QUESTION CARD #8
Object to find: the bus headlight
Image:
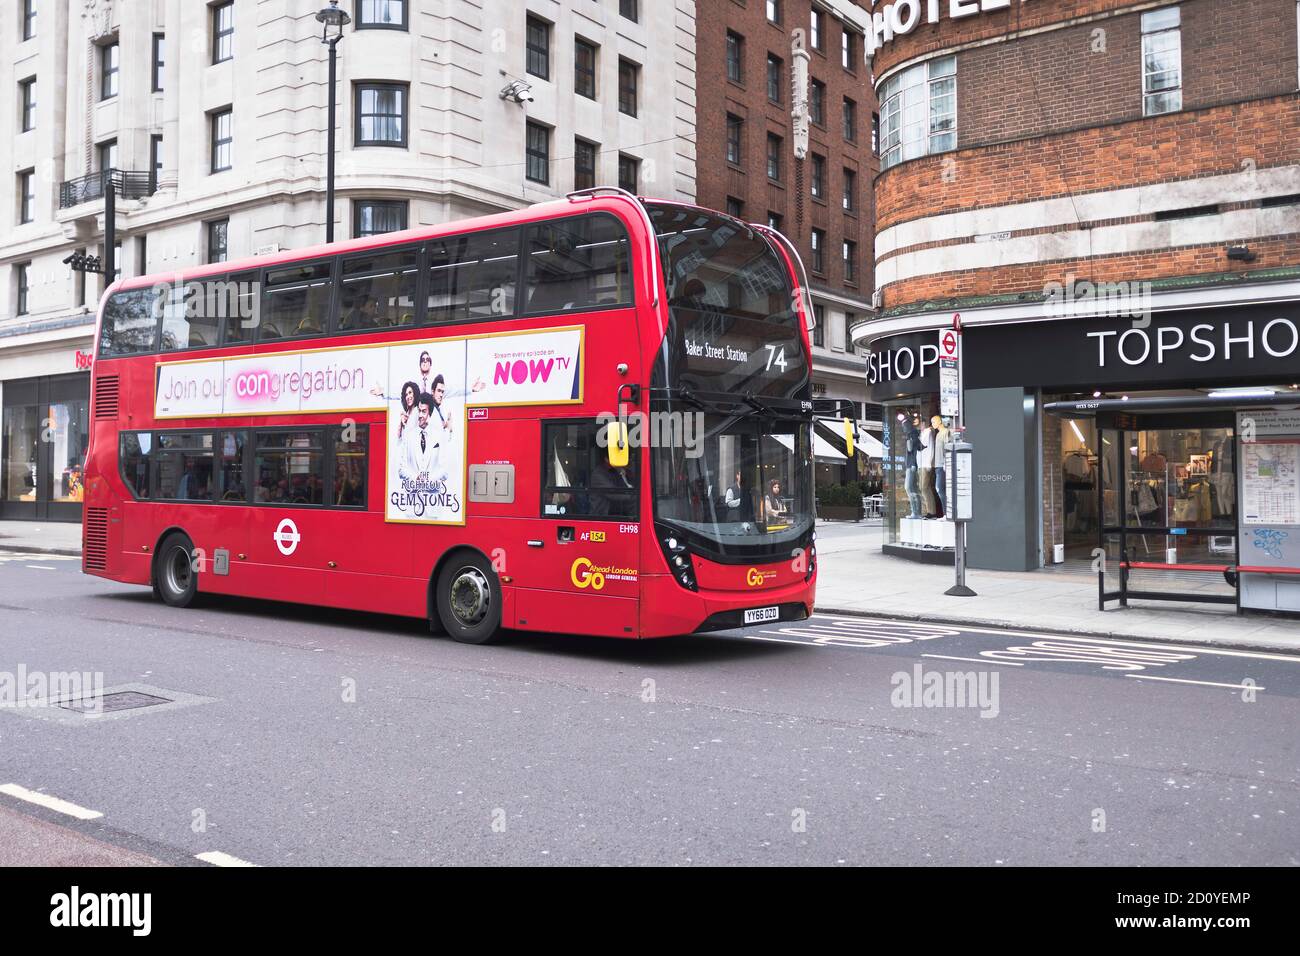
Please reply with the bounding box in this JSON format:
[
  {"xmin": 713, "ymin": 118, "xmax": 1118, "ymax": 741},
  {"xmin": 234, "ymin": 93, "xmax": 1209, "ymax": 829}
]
[{"xmin": 657, "ymin": 527, "xmax": 697, "ymax": 591}]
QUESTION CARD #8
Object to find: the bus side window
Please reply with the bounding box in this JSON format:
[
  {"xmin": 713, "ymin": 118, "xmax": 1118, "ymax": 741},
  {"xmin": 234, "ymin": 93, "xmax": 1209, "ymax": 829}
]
[
  {"xmin": 222, "ymin": 271, "xmax": 260, "ymax": 346},
  {"xmin": 261, "ymin": 262, "xmax": 333, "ymax": 340},
  {"xmin": 426, "ymin": 228, "xmax": 520, "ymax": 323},
  {"xmin": 338, "ymin": 247, "xmax": 419, "ymax": 332},
  {"xmin": 524, "ymin": 214, "xmax": 632, "ymax": 315},
  {"xmin": 254, "ymin": 430, "xmax": 324, "ymax": 505},
  {"xmin": 100, "ymin": 288, "xmax": 160, "ymax": 356},
  {"xmin": 218, "ymin": 431, "xmax": 247, "ymax": 501},
  {"xmin": 119, "ymin": 432, "xmax": 153, "ymax": 498},
  {"xmin": 154, "ymin": 433, "xmax": 215, "ymax": 502},
  {"xmin": 332, "ymin": 427, "xmax": 367, "ymax": 508},
  {"xmin": 160, "ymin": 280, "xmax": 222, "ymax": 351},
  {"xmin": 541, "ymin": 420, "xmax": 638, "ymax": 520}
]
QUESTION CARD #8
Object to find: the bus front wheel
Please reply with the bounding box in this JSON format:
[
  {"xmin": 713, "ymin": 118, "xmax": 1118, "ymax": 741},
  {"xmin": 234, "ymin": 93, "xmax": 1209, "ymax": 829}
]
[
  {"xmin": 436, "ymin": 553, "xmax": 502, "ymax": 644},
  {"xmin": 155, "ymin": 532, "xmax": 199, "ymax": 608}
]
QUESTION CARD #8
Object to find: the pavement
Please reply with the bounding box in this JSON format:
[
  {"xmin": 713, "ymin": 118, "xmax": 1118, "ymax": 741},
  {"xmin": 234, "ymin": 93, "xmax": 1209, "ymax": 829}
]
[
  {"xmin": 813, "ymin": 519, "xmax": 1300, "ymax": 653},
  {"xmin": 3, "ymin": 518, "xmax": 1296, "ymax": 651},
  {"xmin": 0, "ymin": 521, "xmax": 81, "ymax": 557},
  {"xmin": 0, "ymin": 557, "xmax": 1297, "ymax": 866}
]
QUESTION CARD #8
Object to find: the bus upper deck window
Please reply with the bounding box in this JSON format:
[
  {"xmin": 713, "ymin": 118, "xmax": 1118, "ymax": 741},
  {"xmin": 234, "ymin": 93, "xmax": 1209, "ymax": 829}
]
[{"xmin": 101, "ymin": 288, "xmax": 160, "ymax": 356}]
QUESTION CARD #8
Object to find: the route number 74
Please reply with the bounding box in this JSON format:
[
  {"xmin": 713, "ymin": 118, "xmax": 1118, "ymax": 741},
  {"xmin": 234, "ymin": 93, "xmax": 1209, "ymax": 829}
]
[{"xmin": 764, "ymin": 344, "xmax": 788, "ymax": 372}]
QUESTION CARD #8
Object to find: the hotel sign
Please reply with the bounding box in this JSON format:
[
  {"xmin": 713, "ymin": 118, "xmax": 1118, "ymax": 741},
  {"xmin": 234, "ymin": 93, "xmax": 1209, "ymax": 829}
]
[{"xmin": 867, "ymin": 0, "xmax": 1026, "ymax": 57}]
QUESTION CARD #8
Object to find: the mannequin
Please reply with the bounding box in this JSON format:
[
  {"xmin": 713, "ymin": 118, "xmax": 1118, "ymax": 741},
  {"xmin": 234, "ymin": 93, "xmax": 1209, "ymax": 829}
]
[
  {"xmin": 930, "ymin": 415, "xmax": 950, "ymax": 519},
  {"xmin": 903, "ymin": 413, "xmax": 923, "ymax": 519},
  {"xmin": 919, "ymin": 416, "xmax": 937, "ymax": 518}
]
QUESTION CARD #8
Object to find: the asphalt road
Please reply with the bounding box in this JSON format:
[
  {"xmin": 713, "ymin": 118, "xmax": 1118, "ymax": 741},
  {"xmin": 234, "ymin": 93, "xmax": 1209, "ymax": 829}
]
[{"xmin": 0, "ymin": 554, "xmax": 1297, "ymax": 866}]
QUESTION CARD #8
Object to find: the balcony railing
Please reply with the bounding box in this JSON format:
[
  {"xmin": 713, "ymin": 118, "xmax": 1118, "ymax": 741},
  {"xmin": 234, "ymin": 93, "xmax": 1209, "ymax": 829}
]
[{"xmin": 59, "ymin": 169, "xmax": 157, "ymax": 209}]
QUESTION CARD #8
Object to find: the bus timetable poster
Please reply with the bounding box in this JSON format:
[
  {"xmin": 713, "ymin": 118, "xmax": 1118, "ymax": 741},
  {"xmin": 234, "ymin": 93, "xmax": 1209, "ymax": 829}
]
[{"xmin": 152, "ymin": 326, "xmax": 584, "ymax": 526}]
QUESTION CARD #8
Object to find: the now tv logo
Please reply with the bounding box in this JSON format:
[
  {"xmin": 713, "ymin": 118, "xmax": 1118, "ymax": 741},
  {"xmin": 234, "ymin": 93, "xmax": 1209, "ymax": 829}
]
[{"xmin": 493, "ymin": 355, "xmax": 572, "ymax": 386}]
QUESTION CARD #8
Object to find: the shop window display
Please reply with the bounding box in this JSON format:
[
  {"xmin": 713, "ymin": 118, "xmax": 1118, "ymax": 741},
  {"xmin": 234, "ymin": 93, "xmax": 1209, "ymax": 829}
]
[{"xmin": 882, "ymin": 399, "xmax": 956, "ymax": 553}]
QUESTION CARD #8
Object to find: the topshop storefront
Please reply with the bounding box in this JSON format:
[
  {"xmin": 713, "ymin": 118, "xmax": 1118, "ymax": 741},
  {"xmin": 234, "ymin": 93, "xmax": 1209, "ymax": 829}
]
[{"xmin": 866, "ymin": 299, "xmax": 1300, "ymax": 594}]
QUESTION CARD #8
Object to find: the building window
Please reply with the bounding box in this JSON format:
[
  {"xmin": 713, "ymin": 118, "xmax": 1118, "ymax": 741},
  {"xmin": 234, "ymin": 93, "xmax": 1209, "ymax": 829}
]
[
  {"xmin": 22, "ymin": 0, "xmax": 35, "ymax": 40},
  {"xmin": 16, "ymin": 262, "xmax": 31, "ymax": 315},
  {"xmin": 810, "ymin": 229, "xmax": 825, "ymax": 274},
  {"xmin": 526, "ymin": 15, "xmax": 550, "ymax": 80},
  {"xmin": 618, "ymin": 153, "xmax": 639, "ymax": 192},
  {"xmin": 525, "ymin": 121, "xmax": 550, "ymax": 184},
  {"xmin": 355, "ymin": 83, "xmax": 407, "ymax": 146},
  {"xmin": 212, "ymin": 2, "xmax": 234, "ymax": 64},
  {"xmin": 100, "ymin": 40, "xmax": 119, "ymax": 100},
  {"xmin": 767, "ymin": 211, "xmax": 782, "ymax": 232},
  {"xmin": 574, "ymin": 138, "xmax": 597, "ymax": 191},
  {"xmin": 19, "ymin": 77, "xmax": 35, "ymax": 132},
  {"xmin": 575, "ymin": 38, "xmax": 597, "ymax": 99},
  {"xmin": 356, "ymin": 1, "xmax": 408, "ymax": 30},
  {"xmin": 726, "ymin": 31, "xmax": 744, "ymax": 83},
  {"xmin": 726, "ymin": 114, "xmax": 743, "ymax": 165},
  {"xmin": 1142, "ymin": 7, "xmax": 1182, "ymax": 116},
  {"xmin": 147, "ymin": 35, "xmax": 165, "ymax": 94},
  {"xmin": 18, "ymin": 170, "xmax": 35, "ymax": 224},
  {"xmin": 843, "ymin": 240, "xmax": 856, "ymax": 283},
  {"xmin": 726, "ymin": 196, "xmax": 744, "ymax": 218},
  {"xmin": 871, "ymin": 112, "xmax": 880, "ymax": 155},
  {"xmin": 620, "ymin": 0, "xmax": 638, "ymax": 22},
  {"xmin": 766, "ymin": 133, "xmax": 782, "ymax": 181},
  {"xmin": 151, "ymin": 134, "xmax": 163, "ymax": 189},
  {"xmin": 810, "ymin": 9, "xmax": 824, "ymax": 51},
  {"xmin": 810, "ymin": 79, "xmax": 825, "ymax": 126},
  {"xmin": 842, "ymin": 31, "xmax": 856, "ymax": 71},
  {"xmin": 810, "ymin": 154, "xmax": 825, "ymax": 200},
  {"xmin": 767, "ymin": 54, "xmax": 782, "ymax": 103},
  {"xmin": 879, "ymin": 56, "xmax": 955, "ymax": 170},
  {"xmin": 206, "ymin": 219, "xmax": 229, "ymax": 264},
  {"xmin": 766, "ymin": 0, "xmax": 781, "ymax": 25},
  {"xmin": 97, "ymin": 139, "xmax": 117, "ymax": 173},
  {"xmin": 842, "ymin": 97, "xmax": 857, "ymax": 142},
  {"xmin": 812, "ymin": 304, "xmax": 825, "ymax": 347},
  {"xmin": 210, "ymin": 109, "xmax": 232, "ymax": 172},
  {"xmin": 353, "ymin": 199, "xmax": 408, "ymax": 238},
  {"xmin": 842, "ymin": 167, "xmax": 856, "ymax": 212},
  {"xmin": 618, "ymin": 58, "xmax": 638, "ymax": 116}
]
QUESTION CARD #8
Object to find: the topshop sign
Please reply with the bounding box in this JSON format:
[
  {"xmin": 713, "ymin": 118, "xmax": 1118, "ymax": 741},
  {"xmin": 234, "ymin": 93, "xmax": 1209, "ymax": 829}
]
[
  {"xmin": 866, "ymin": 0, "xmax": 1026, "ymax": 57},
  {"xmin": 866, "ymin": 305, "xmax": 1300, "ymax": 401}
]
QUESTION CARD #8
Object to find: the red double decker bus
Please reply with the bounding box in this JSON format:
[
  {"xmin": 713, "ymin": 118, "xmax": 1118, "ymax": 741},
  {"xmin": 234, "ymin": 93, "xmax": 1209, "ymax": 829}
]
[{"xmin": 82, "ymin": 190, "xmax": 849, "ymax": 642}]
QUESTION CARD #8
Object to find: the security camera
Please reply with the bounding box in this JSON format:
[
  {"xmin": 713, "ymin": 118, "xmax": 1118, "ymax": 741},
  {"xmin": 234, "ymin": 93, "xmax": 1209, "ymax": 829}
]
[{"xmin": 500, "ymin": 80, "xmax": 534, "ymax": 105}]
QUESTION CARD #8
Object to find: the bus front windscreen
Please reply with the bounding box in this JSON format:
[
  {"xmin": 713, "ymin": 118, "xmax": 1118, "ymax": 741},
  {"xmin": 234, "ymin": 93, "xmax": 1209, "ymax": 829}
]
[{"xmin": 646, "ymin": 203, "xmax": 814, "ymax": 561}]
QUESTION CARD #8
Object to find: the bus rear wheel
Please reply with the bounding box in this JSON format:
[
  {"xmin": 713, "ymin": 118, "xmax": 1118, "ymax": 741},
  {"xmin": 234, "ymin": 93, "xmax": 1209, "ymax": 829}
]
[
  {"xmin": 155, "ymin": 532, "xmax": 199, "ymax": 608},
  {"xmin": 436, "ymin": 553, "xmax": 502, "ymax": 644}
]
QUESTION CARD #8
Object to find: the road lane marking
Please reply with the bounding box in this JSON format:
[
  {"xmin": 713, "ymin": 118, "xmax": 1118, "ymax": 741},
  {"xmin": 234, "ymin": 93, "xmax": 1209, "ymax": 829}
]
[
  {"xmin": 0, "ymin": 783, "xmax": 103, "ymax": 820},
  {"xmin": 923, "ymin": 654, "xmax": 1024, "ymax": 667},
  {"xmin": 1123, "ymin": 675, "xmax": 1266, "ymax": 691},
  {"xmin": 196, "ymin": 850, "xmax": 259, "ymax": 867},
  {"xmin": 25, "ymin": 565, "xmax": 56, "ymax": 571}
]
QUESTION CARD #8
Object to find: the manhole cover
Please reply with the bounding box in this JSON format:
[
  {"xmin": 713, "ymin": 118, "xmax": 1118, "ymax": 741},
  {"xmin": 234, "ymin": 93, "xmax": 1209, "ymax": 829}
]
[{"xmin": 59, "ymin": 691, "xmax": 173, "ymax": 714}]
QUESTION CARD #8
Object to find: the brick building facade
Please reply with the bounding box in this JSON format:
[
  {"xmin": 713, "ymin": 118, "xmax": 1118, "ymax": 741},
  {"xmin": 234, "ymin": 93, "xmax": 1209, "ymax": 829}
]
[
  {"xmin": 696, "ymin": 0, "xmax": 879, "ymax": 435},
  {"xmin": 853, "ymin": 0, "xmax": 1300, "ymax": 594}
]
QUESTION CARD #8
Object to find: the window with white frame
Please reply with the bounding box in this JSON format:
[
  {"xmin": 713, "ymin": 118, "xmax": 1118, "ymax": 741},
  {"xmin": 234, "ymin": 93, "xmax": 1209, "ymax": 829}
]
[
  {"xmin": 1141, "ymin": 7, "xmax": 1182, "ymax": 116},
  {"xmin": 879, "ymin": 56, "xmax": 956, "ymax": 171}
]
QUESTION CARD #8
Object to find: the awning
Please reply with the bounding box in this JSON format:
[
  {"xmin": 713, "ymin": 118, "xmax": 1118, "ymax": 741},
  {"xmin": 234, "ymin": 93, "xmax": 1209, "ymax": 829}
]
[{"xmin": 770, "ymin": 423, "xmax": 883, "ymax": 460}]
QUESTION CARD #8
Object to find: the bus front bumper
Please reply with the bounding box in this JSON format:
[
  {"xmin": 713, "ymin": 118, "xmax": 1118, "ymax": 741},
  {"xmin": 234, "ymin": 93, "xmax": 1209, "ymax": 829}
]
[{"xmin": 637, "ymin": 573, "xmax": 814, "ymax": 638}]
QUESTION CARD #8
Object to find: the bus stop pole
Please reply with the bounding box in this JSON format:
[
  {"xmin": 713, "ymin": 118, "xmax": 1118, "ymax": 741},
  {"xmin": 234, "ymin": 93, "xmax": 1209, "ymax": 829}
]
[{"xmin": 946, "ymin": 316, "xmax": 976, "ymax": 597}]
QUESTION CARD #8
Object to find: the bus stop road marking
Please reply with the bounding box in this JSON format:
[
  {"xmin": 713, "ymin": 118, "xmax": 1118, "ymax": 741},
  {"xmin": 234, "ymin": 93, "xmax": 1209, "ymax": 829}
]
[
  {"xmin": 0, "ymin": 783, "xmax": 103, "ymax": 820},
  {"xmin": 1124, "ymin": 675, "xmax": 1265, "ymax": 691},
  {"xmin": 196, "ymin": 850, "xmax": 259, "ymax": 867}
]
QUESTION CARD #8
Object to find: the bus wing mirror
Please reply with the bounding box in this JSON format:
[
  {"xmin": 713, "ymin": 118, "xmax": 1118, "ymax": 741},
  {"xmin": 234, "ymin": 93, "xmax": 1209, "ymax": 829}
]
[
  {"xmin": 607, "ymin": 422, "xmax": 629, "ymax": 468},
  {"xmin": 843, "ymin": 418, "xmax": 855, "ymax": 458}
]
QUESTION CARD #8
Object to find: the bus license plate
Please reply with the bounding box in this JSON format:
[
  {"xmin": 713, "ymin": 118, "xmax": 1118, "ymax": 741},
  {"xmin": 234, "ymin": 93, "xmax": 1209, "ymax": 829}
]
[{"xmin": 744, "ymin": 606, "xmax": 779, "ymax": 625}]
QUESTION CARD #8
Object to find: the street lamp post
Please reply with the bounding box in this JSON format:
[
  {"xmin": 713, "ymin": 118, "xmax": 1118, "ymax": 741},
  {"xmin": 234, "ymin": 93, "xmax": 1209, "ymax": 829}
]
[{"xmin": 316, "ymin": 1, "xmax": 351, "ymax": 244}]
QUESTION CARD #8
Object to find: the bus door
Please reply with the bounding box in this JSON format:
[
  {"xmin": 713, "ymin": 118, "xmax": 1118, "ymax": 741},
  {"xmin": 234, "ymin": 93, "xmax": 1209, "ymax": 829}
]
[
  {"xmin": 241, "ymin": 430, "xmax": 328, "ymax": 604},
  {"xmin": 515, "ymin": 420, "xmax": 641, "ymax": 637}
]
